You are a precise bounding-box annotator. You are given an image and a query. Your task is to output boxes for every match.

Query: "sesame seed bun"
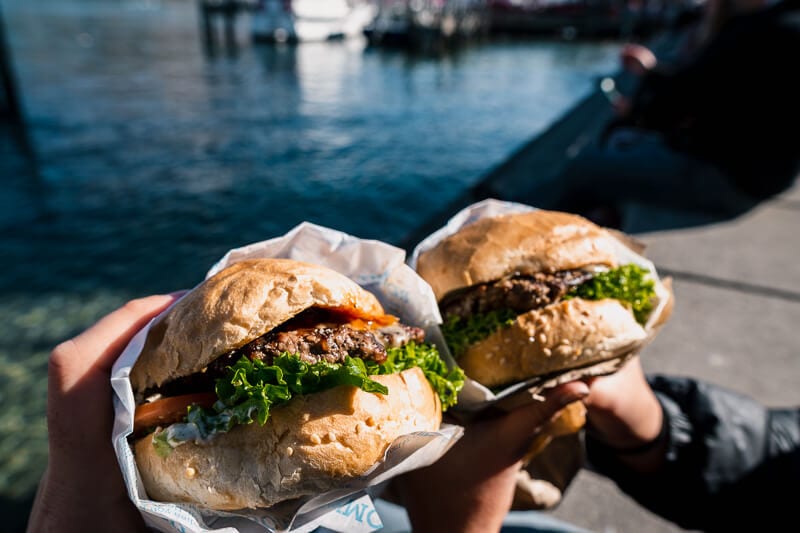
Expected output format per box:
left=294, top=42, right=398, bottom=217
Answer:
left=416, top=210, right=670, bottom=387
left=129, top=258, right=441, bottom=510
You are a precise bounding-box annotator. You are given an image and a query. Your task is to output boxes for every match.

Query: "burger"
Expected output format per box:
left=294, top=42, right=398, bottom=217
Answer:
left=128, top=258, right=464, bottom=510
left=415, top=209, right=672, bottom=509
left=416, top=209, right=672, bottom=389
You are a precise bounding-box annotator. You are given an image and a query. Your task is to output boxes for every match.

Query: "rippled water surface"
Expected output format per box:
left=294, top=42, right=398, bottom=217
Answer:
left=0, top=0, right=619, bottom=510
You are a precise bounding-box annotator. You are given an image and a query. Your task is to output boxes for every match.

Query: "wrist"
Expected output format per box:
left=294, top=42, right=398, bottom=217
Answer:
left=586, top=398, right=669, bottom=473
left=591, top=408, right=668, bottom=455
left=587, top=383, right=664, bottom=450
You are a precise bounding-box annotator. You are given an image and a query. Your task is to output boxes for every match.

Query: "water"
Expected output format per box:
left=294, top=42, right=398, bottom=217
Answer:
left=0, top=0, right=619, bottom=510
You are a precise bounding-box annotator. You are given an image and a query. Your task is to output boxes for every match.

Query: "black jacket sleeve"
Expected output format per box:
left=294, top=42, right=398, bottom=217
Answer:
left=586, top=376, right=800, bottom=531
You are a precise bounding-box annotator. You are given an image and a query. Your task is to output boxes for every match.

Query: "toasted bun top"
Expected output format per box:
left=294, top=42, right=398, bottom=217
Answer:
left=131, top=258, right=385, bottom=392
left=417, top=210, right=621, bottom=301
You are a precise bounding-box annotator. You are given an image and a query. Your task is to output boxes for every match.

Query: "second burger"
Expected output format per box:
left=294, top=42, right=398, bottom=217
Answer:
left=416, top=208, right=672, bottom=391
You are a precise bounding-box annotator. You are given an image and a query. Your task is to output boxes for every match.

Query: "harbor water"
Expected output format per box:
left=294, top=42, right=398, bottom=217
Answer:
left=0, top=0, right=620, bottom=515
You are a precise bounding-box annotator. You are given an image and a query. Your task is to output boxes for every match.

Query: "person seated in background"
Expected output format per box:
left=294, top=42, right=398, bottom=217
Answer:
left=534, top=0, right=800, bottom=229
left=29, top=296, right=800, bottom=533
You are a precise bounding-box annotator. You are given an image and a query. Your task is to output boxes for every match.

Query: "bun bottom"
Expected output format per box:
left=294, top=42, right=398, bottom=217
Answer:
left=134, top=367, right=441, bottom=510
left=458, top=298, right=647, bottom=388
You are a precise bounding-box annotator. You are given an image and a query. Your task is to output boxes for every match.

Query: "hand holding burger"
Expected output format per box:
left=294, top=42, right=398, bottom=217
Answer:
left=395, top=381, right=590, bottom=533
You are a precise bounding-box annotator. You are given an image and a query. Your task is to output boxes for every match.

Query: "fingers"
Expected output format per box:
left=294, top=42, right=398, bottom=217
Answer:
left=397, top=382, right=589, bottom=533
left=46, top=294, right=180, bottom=475
left=49, top=294, right=177, bottom=393
left=393, top=381, right=592, bottom=533
left=619, top=44, right=657, bottom=76
left=494, top=381, right=590, bottom=463
left=621, top=43, right=649, bottom=54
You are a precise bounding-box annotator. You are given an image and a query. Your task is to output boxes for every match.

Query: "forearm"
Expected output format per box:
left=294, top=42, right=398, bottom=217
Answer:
left=400, top=464, right=518, bottom=533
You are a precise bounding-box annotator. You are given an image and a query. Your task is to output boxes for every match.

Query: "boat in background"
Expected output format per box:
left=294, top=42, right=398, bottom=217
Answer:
left=489, top=0, right=620, bottom=38
left=251, top=0, right=377, bottom=42
left=488, top=0, right=671, bottom=39
left=364, top=0, right=489, bottom=50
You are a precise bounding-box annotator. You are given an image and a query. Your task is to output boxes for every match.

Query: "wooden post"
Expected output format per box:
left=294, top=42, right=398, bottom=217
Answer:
left=198, top=0, right=244, bottom=55
left=0, top=7, right=23, bottom=127
left=224, top=1, right=237, bottom=50
left=0, top=5, right=34, bottom=157
left=198, top=0, right=217, bottom=55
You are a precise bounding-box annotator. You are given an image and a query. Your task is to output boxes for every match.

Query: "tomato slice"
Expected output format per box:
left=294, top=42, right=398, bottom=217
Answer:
left=133, top=392, right=217, bottom=433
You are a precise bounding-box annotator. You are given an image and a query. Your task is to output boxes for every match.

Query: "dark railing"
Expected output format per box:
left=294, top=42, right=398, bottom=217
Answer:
left=0, top=8, right=23, bottom=130
left=0, top=5, right=34, bottom=158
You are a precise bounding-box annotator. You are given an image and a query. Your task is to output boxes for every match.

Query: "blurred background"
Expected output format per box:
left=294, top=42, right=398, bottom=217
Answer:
left=0, top=0, right=730, bottom=531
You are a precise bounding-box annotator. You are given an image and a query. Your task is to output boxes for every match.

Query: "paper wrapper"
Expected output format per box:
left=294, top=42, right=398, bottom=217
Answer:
left=111, top=222, right=464, bottom=532
left=409, top=199, right=674, bottom=508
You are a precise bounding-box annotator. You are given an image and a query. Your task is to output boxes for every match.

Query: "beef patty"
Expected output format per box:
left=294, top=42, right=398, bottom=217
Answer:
left=146, top=319, right=425, bottom=399
left=439, top=270, right=595, bottom=319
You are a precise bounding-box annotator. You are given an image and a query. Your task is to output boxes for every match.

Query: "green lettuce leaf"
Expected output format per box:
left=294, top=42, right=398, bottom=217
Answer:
left=369, top=342, right=465, bottom=411
left=157, top=342, right=463, bottom=452
left=183, top=354, right=388, bottom=442
left=152, top=430, right=173, bottom=458
left=565, top=264, right=655, bottom=325
left=440, top=265, right=657, bottom=359
left=440, top=309, right=517, bottom=358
